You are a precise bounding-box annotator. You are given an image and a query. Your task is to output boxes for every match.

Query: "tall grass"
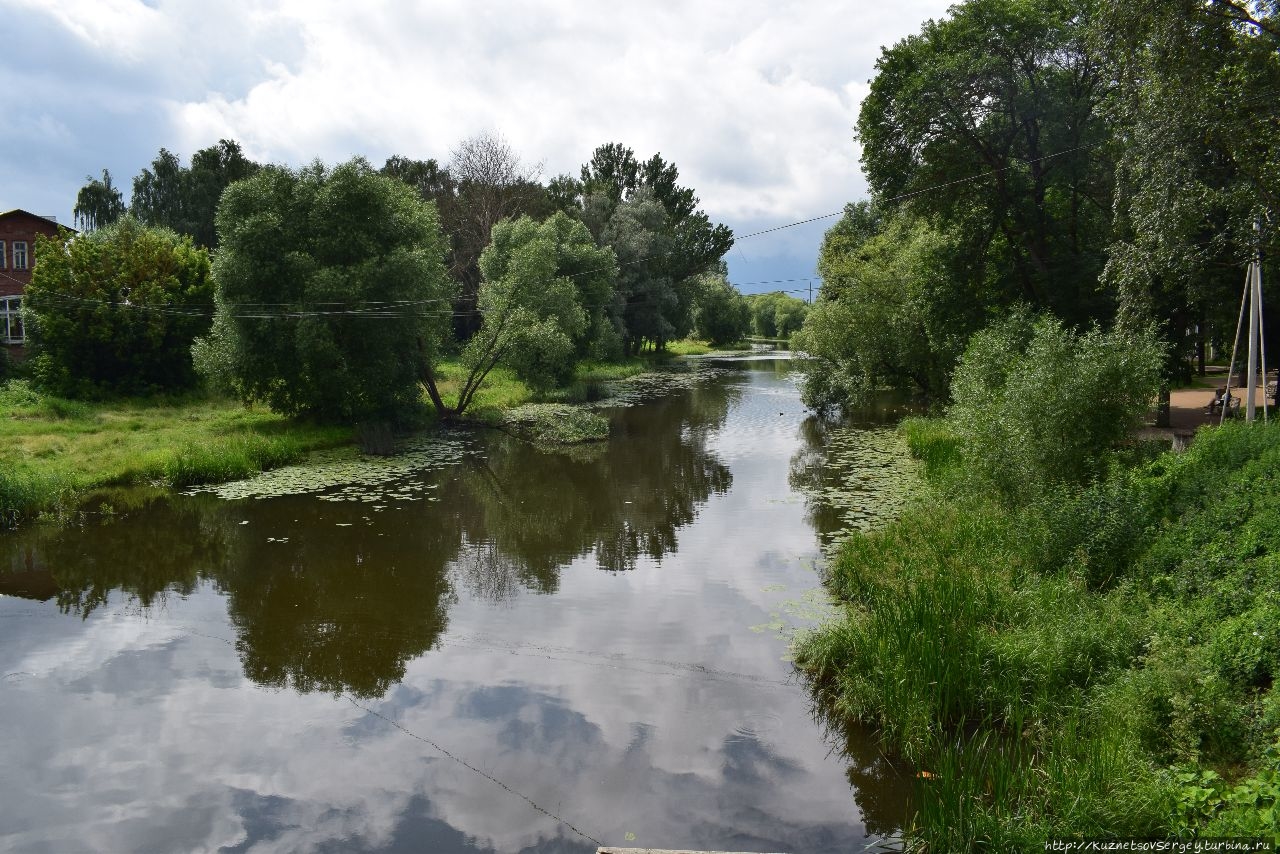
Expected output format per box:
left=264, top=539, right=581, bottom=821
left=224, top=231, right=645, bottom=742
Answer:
left=796, top=419, right=1280, bottom=849
left=0, top=380, right=350, bottom=522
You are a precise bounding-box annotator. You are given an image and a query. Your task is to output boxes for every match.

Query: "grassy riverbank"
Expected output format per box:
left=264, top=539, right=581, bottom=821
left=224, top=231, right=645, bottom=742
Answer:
left=1, top=343, right=725, bottom=524
left=796, top=419, right=1280, bottom=849
left=0, top=380, right=351, bottom=522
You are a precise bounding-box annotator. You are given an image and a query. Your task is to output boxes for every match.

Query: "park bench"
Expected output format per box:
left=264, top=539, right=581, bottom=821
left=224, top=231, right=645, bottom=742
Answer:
left=1205, top=386, right=1241, bottom=417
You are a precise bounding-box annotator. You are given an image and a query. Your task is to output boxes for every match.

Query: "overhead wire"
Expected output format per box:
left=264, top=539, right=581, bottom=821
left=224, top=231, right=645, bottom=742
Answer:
left=3, top=142, right=1096, bottom=322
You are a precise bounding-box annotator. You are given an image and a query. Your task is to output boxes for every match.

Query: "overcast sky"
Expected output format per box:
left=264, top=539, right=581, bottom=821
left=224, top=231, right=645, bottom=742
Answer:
left=0, top=0, right=953, bottom=295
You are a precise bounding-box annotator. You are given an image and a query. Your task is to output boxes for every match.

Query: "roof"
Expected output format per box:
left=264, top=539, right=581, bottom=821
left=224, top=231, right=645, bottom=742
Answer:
left=0, top=209, right=74, bottom=231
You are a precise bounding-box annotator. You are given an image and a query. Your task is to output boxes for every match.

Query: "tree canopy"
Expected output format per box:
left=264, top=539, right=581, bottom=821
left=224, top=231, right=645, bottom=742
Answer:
left=798, top=0, right=1279, bottom=412
left=25, top=217, right=213, bottom=396
left=195, top=158, right=452, bottom=422
left=129, top=140, right=261, bottom=249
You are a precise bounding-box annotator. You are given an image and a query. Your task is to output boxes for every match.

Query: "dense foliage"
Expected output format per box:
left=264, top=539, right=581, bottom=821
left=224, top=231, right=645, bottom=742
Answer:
left=744, top=290, right=808, bottom=340
left=195, top=158, right=452, bottom=422
left=448, top=212, right=617, bottom=403
left=799, top=0, right=1278, bottom=412
left=798, top=417, right=1280, bottom=849
left=692, top=271, right=751, bottom=346
left=947, top=312, right=1165, bottom=503
left=24, top=217, right=213, bottom=396
left=797, top=213, right=967, bottom=409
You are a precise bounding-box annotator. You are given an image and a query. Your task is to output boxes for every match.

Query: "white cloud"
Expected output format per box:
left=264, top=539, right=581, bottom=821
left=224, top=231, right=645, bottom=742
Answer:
left=2, top=0, right=951, bottom=281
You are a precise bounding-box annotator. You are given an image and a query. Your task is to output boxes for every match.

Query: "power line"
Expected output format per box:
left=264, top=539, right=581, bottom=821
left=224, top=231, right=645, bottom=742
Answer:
left=2, top=142, right=1096, bottom=321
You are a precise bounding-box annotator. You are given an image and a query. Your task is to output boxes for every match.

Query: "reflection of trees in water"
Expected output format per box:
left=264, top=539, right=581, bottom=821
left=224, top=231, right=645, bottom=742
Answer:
left=452, top=381, right=737, bottom=598
left=0, top=378, right=739, bottom=699
left=788, top=415, right=847, bottom=542
left=821, top=714, right=915, bottom=839
left=215, top=496, right=460, bottom=699
left=0, top=493, right=229, bottom=617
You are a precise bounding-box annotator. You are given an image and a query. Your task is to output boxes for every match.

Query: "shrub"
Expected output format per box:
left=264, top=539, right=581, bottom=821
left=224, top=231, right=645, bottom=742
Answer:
left=24, top=216, right=213, bottom=397
left=947, top=312, right=1164, bottom=504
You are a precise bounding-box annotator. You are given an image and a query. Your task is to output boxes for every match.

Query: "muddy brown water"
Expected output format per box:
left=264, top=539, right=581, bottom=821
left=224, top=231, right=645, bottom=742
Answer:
left=0, top=358, right=914, bottom=853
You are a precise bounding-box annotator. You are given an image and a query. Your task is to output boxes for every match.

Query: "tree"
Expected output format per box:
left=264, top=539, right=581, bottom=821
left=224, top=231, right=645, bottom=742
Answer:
left=745, top=291, right=810, bottom=340
left=1096, top=0, right=1280, bottom=377
left=196, top=158, right=452, bottom=422
left=130, top=140, right=260, bottom=248
left=447, top=133, right=550, bottom=338
left=434, top=212, right=617, bottom=408
left=24, top=217, right=213, bottom=396
left=575, top=143, right=734, bottom=352
left=72, top=169, right=125, bottom=232
left=693, top=271, right=751, bottom=346
left=858, top=0, right=1114, bottom=326
left=795, top=214, right=975, bottom=411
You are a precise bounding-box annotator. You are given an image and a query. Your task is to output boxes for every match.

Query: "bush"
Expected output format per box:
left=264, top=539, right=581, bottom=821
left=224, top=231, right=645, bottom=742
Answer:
left=24, top=216, right=213, bottom=397
left=947, top=312, right=1164, bottom=504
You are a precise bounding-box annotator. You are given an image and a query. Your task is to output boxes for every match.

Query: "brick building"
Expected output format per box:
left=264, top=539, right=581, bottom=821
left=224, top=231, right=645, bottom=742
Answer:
left=1, top=209, right=65, bottom=357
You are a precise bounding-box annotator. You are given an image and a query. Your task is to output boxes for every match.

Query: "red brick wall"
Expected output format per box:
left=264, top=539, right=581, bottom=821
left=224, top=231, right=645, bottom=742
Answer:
left=0, top=211, right=62, bottom=299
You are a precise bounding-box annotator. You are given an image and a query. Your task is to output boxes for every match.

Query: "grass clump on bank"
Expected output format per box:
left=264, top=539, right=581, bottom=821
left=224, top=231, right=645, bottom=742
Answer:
left=0, top=380, right=349, bottom=522
left=794, top=317, right=1279, bottom=848
left=798, top=420, right=1280, bottom=847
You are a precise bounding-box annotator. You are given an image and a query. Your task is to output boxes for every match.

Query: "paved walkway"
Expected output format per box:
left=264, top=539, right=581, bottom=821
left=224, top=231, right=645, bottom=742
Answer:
left=1148, top=372, right=1277, bottom=443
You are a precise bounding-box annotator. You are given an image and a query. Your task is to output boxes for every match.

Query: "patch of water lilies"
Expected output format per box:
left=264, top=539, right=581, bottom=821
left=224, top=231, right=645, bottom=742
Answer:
left=594, top=363, right=728, bottom=408
left=191, top=433, right=473, bottom=503
left=501, top=404, right=609, bottom=444
left=807, top=426, right=920, bottom=551
left=750, top=584, right=841, bottom=650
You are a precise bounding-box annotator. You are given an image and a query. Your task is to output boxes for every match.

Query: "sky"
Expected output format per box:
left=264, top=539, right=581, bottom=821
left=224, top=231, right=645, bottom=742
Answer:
left=0, top=0, right=953, bottom=296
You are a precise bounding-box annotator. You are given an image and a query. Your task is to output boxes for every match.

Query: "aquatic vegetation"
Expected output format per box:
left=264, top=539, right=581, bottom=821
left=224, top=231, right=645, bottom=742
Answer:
left=501, top=404, right=609, bottom=444
left=195, top=433, right=472, bottom=503
left=592, top=363, right=728, bottom=408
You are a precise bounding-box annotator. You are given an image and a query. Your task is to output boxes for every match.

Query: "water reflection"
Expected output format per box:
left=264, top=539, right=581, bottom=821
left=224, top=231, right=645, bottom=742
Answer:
left=0, top=362, right=906, bottom=852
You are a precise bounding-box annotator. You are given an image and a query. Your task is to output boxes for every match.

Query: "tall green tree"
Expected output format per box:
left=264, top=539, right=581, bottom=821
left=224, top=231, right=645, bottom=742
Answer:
left=130, top=140, right=260, bottom=248
left=196, top=158, right=452, bottom=422
left=437, top=212, right=617, bottom=408
left=795, top=214, right=974, bottom=411
left=745, top=291, right=809, bottom=339
left=573, top=143, right=734, bottom=352
left=693, top=270, right=751, bottom=346
left=858, top=0, right=1113, bottom=325
left=1097, top=0, right=1280, bottom=376
left=25, top=217, right=213, bottom=396
left=72, top=169, right=126, bottom=232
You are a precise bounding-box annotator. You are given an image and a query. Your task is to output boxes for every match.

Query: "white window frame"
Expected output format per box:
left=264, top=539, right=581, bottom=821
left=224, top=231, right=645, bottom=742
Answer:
left=1, top=296, right=23, bottom=344
left=11, top=241, right=27, bottom=271
left=0, top=240, right=6, bottom=269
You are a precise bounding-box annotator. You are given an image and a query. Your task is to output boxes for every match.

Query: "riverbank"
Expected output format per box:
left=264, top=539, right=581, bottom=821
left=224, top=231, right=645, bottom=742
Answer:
left=0, top=380, right=352, bottom=524
left=795, top=418, right=1280, bottom=849
left=0, top=344, right=734, bottom=526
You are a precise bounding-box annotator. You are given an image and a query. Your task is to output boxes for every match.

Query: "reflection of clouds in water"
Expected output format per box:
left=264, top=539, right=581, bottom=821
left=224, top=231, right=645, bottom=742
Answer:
left=0, top=364, right=902, bottom=852
left=0, top=574, right=870, bottom=853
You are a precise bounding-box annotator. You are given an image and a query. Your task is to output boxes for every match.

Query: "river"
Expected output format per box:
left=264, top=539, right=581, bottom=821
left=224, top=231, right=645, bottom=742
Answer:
left=0, top=357, right=912, bottom=853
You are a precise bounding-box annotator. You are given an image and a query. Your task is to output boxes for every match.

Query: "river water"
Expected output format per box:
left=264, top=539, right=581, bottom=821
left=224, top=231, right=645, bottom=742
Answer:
left=0, top=358, right=911, bottom=853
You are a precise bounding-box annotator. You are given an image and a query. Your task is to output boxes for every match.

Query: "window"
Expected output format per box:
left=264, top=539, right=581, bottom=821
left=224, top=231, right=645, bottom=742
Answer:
left=1, top=296, right=22, bottom=344
left=12, top=241, right=27, bottom=271
left=0, top=241, right=5, bottom=269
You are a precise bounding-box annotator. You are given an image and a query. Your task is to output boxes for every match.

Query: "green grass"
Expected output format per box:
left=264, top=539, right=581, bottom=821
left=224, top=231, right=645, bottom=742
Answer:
left=795, top=419, right=1280, bottom=849
left=0, top=380, right=350, bottom=521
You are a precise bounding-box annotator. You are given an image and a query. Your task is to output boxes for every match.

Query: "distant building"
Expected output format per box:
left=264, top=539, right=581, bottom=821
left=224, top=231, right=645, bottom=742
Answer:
left=0, top=209, right=66, bottom=358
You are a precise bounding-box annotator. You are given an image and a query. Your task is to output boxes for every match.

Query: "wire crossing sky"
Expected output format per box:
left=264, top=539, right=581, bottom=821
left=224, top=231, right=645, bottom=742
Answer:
left=0, top=0, right=953, bottom=291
